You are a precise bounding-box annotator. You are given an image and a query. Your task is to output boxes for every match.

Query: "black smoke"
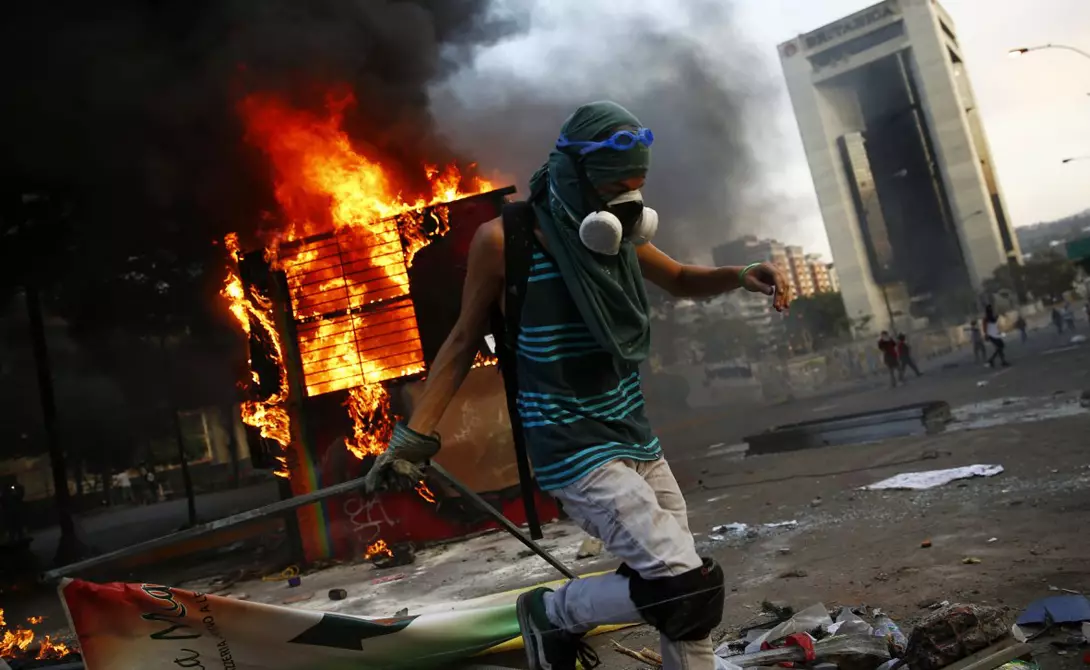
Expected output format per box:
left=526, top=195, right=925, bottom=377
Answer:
left=433, top=0, right=772, bottom=261
left=0, top=0, right=521, bottom=255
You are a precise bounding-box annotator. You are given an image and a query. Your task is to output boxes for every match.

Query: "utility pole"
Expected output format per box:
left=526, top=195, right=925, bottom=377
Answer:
left=25, top=283, right=85, bottom=565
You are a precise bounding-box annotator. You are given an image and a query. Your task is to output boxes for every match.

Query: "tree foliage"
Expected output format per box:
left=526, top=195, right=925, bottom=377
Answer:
left=693, top=316, right=760, bottom=363
left=785, top=292, right=851, bottom=352
left=985, top=252, right=1077, bottom=304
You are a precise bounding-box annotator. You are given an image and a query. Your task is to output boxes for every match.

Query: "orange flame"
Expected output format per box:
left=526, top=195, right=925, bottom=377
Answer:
left=364, top=539, right=393, bottom=560
left=415, top=480, right=436, bottom=504
left=221, top=233, right=292, bottom=478
left=0, top=610, right=74, bottom=660
left=223, top=89, right=495, bottom=480
left=344, top=384, right=397, bottom=459
left=36, top=636, right=71, bottom=660
left=0, top=628, right=34, bottom=656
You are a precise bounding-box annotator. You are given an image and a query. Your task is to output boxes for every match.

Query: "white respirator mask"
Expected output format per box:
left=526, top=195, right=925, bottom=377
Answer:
left=578, top=189, right=659, bottom=256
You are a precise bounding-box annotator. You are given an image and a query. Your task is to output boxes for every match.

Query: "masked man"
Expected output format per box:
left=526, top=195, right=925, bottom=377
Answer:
left=365, top=101, right=791, bottom=670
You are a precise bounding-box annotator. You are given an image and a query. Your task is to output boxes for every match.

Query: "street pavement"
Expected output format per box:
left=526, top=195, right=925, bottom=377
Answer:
left=29, top=480, right=280, bottom=565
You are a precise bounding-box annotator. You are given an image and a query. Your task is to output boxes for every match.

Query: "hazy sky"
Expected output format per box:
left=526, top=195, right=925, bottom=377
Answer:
left=469, top=0, right=1090, bottom=259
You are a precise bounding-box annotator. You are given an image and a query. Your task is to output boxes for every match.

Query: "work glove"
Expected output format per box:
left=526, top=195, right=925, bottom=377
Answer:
left=362, top=422, right=441, bottom=495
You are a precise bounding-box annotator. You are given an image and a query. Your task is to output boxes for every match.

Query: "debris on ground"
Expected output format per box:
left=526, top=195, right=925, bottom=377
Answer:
left=611, top=639, right=663, bottom=666
left=861, top=465, right=1004, bottom=491
left=921, top=539, right=933, bottom=548
left=1015, top=594, right=1090, bottom=626
left=706, top=600, right=1044, bottom=670
left=371, top=543, right=415, bottom=570
left=963, top=557, right=983, bottom=565
left=708, top=520, right=799, bottom=542
left=904, top=603, right=1009, bottom=670
left=328, top=588, right=347, bottom=601
left=575, top=536, right=604, bottom=559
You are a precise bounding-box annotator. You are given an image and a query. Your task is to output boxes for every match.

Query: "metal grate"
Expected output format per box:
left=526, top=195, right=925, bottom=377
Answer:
left=277, top=214, right=425, bottom=397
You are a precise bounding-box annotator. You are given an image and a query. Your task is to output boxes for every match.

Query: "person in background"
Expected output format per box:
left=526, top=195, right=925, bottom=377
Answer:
left=1063, top=302, right=1076, bottom=331
left=967, top=320, right=987, bottom=363
left=1052, top=307, right=1064, bottom=335
left=897, top=333, right=922, bottom=379
left=138, top=463, right=157, bottom=505
left=1014, top=314, right=1028, bottom=343
left=878, top=331, right=900, bottom=387
left=983, top=305, right=1009, bottom=368
left=113, top=468, right=133, bottom=505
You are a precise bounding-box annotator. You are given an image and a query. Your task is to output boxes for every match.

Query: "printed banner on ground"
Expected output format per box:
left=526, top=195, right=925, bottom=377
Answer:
left=60, top=578, right=522, bottom=670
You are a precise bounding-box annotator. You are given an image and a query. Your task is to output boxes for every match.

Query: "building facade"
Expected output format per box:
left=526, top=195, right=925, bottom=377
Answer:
left=779, top=0, right=1021, bottom=331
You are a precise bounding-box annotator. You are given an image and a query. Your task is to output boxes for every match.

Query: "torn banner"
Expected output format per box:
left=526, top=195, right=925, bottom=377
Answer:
left=60, top=578, right=522, bottom=670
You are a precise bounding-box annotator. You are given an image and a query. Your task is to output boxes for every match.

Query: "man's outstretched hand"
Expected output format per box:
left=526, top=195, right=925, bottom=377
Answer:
left=742, top=262, right=793, bottom=312
left=362, top=422, right=441, bottom=495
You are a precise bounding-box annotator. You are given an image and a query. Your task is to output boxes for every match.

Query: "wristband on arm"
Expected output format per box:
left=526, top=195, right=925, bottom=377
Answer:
left=738, top=262, right=762, bottom=284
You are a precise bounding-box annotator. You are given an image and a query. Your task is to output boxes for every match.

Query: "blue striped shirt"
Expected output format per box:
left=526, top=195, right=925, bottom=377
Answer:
left=516, top=246, right=661, bottom=491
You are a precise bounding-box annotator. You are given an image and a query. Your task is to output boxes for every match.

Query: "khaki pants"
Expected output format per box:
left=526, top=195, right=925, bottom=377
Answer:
left=544, top=458, right=714, bottom=670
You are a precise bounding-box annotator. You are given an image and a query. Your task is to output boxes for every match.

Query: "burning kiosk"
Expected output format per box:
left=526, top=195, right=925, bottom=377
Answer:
left=228, top=187, right=560, bottom=565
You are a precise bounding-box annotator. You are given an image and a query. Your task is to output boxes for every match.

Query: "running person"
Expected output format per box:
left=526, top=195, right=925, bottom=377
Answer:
left=364, top=101, right=791, bottom=670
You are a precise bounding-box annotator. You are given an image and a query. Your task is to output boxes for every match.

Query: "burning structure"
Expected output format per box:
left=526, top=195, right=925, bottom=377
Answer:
left=223, top=93, right=558, bottom=563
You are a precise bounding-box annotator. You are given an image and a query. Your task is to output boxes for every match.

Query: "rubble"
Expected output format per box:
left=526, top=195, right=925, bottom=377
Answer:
left=704, top=600, right=1044, bottom=670
left=575, top=537, right=604, bottom=559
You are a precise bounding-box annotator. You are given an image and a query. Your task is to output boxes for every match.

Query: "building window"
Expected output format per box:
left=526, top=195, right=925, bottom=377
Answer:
left=939, top=19, right=958, bottom=45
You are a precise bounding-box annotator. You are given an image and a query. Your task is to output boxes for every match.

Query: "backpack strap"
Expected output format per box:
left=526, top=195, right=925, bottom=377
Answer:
left=488, top=200, right=542, bottom=539
left=501, top=201, right=536, bottom=352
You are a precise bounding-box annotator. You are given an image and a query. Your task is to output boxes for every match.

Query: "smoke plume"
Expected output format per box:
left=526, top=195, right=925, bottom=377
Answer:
left=1, top=0, right=768, bottom=262
left=433, top=0, right=772, bottom=261
left=0, top=0, right=520, bottom=252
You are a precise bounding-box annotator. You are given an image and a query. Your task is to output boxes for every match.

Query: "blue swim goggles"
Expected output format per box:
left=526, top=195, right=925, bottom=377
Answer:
left=555, top=127, right=654, bottom=156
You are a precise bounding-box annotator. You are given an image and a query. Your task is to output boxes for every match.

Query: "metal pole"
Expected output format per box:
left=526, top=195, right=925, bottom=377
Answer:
left=1011, top=44, right=1090, bottom=61
left=41, top=473, right=374, bottom=581
left=43, top=464, right=576, bottom=582
left=881, top=284, right=896, bottom=332
left=25, top=283, right=85, bottom=566
left=429, top=462, right=575, bottom=580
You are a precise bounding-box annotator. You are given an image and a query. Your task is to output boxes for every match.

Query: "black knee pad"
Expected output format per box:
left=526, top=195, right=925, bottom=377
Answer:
left=618, top=557, right=725, bottom=642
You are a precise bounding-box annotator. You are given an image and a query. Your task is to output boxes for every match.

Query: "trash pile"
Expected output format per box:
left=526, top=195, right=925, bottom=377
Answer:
left=705, top=601, right=1039, bottom=670
left=1011, top=593, right=1090, bottom=659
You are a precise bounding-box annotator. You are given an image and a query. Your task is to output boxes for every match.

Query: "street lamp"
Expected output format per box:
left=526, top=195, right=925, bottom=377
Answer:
left=1008, top=44, right=1090, bottom=61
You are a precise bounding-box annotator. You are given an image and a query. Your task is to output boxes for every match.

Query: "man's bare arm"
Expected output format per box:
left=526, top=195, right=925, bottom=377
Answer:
left=406, top=219, right=504, bottom=436
left=636, top=243, right=792, bottom=311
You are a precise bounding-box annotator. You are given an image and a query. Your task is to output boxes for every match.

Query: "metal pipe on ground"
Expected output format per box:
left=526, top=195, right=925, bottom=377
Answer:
left=42, top=467, right=574, bottom=583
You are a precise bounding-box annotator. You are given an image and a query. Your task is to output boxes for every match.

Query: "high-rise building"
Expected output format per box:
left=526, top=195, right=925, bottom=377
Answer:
left=778, top=0, right=1021, bottom=331
left=786, top=245, right=817, bottom=297
left=807, top=254, right=837, bottom=294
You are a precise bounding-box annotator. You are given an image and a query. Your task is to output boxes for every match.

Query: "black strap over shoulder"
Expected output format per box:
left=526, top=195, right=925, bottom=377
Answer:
left=500, top=201, right=536, bottom=353
left=488, top=199, right=542, bottom=539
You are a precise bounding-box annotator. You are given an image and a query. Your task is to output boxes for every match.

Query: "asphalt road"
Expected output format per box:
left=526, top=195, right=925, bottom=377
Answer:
left=27, top=326, right=1082, bottom=565
left=29, top=480, right=281, bottom=565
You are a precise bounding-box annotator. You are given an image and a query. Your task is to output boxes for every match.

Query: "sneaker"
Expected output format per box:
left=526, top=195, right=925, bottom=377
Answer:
left=516, top=587, right=600, bottom=670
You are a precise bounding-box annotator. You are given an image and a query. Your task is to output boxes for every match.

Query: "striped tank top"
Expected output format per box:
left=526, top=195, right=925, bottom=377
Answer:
left=516, top=241, right=662, bottom=491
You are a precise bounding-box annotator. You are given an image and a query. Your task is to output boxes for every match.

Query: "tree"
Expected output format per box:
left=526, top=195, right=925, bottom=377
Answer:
left=694, top=316, right=760, bottom=362
left=985, top=252, right=1076, bottom=304
left=786, top=292, right=851, bottom=352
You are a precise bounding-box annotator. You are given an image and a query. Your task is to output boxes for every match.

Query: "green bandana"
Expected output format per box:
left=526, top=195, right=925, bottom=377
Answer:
left=528, top=101, right=652, bottom=362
